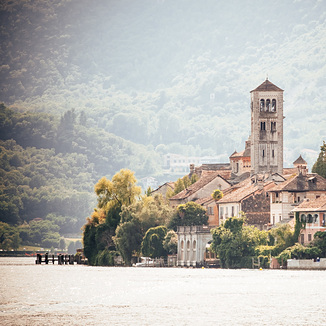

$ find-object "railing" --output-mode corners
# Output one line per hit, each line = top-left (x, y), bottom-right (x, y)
(177, 225), (215, 233)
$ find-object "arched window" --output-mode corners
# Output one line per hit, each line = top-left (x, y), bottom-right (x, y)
(314, 214), (319, 223)
(266, 99), (271, 111)
(260, 99), (265, 111)
(193, 240), (196, 250)
(272, 99), (276, 111)
(187, 240), (190, 250)
(301, 214), (306, 222)
(181, 240), (184, 250)
(307, 214), (313, 223)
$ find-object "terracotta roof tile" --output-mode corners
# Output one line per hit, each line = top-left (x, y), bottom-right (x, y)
(170, 171), (230, 200)
(293, 195), (326, 212)
(293, 155), (307, 165)
(268, 173), (326, 192)
(251, 79), (283, 92)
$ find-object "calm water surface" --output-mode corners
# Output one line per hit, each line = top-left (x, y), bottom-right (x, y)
(0, 257), (325, 325)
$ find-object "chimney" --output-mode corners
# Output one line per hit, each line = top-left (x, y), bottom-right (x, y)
(189, 164), (195, 175)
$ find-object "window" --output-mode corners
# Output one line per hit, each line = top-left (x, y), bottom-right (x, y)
(272, 99), (276, 111)
(260, 121), (266, 130)
(220, 207), (224, 219)
(323, 214), (326, 227)
(266, 99), (270, 111)
(207, 207), (213, 215)
(314, 214), (318, 223)
(193, 240), (196, 250)
(301, 214), (306, 222)
(272, 149), (275, 158)
(260, 99), (265, 111)
(231, 206), (234, 217)
(262, 149), (265, 158)
(308, 234), (312, 242)
(300, 234), (304, 244)
(307, 214), (313, 223)
(225, 207), (228, 218)
(271, 121), (276, 132)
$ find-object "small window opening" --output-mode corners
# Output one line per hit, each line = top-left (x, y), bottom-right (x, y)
(272, 99), (276, 111)
(266, 99), (271, 111)
(260, 122), (266, 130)
(272, 149), (275, 158)
(260, 99), (265, 111)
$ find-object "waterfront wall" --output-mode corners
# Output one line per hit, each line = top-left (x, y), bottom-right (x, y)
(287, 258), (326, 270)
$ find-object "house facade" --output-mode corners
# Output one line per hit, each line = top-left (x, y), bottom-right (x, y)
(268, 170), (326, 226)
(292, 196), (326, 245)
(169, 170), (231, 208)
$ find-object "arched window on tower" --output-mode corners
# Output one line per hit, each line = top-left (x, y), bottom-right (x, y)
(266, 99), (270, 111)
(272, 99), (276, 112)
(260, 99), (265, 111)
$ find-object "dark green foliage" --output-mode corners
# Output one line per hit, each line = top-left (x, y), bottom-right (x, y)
(312, 141), (326, 178)
(313, 231), (326, 256)
(114, 218), (143, 266)
(0, 221), (21, 250)
(168, 202), (208, 230)
(211, 216), (268, 268)
(95, 249), (117, 266)
(163, 230), (178, 255)
(277, 243), (322, 264)
(141, 226), (167, 258)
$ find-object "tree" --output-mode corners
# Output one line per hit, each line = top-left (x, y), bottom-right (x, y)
(211, 189), (223, 201)
(83, 169), (141, 265)
(211, 216), (268, 268)
(163, 230), (178, 255)
(172, 178), (185, 196)
(141, 226), (167, 258)
(312, 141), (326, 178)
(0, 222), (21, 250)
(168, 201), (208, 230)
(114, 218), (143, 266)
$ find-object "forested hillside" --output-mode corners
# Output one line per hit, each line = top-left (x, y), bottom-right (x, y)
(0, 0), (325, 237)
(0, 104), (158, 233)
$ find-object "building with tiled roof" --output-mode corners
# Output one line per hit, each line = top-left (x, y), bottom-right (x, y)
(169, 170), (231, 208)
(250, 78), (284, 175)
(251, 79), (284, 92)
(151, 182), (175, 198)
(194, 196), (219, 226)
(292, 195), (326, 244)
(267, 172), (326, 226)
(229, 139), (251, 177)
(217, 177), (275, 229)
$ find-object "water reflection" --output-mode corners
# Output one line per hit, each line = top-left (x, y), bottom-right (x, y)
(0, 257), (325, 325)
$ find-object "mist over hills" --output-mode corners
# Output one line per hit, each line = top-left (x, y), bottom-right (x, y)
(1, 0), (326, 175)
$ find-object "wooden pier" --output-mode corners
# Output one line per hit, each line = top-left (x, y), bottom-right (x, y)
(35, 253), (87, 265)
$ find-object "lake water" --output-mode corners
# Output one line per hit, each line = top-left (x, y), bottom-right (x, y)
(0, 257), (325, 325)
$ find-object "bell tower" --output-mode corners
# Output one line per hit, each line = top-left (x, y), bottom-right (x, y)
(250, 79), (284, 175)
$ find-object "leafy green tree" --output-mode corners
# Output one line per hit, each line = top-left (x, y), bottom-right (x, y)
(0, 222), (21, 250)
(211, 189), (223, 201)
(313, 231), (326, 256)
(172, 178), (185, 196)
(312, 141), (326, 178)
(190, 173), (199, 185)
(163, 230), (178, 255)
(141, 226), (167, 258)
(83, 169), (141, 265)
(114, 218), (143, 266)
(211, 216), (268, 268)
(168, 201), (208, 230)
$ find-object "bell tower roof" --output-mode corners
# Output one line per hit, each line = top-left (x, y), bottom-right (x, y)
(251, 79), (283, 92)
